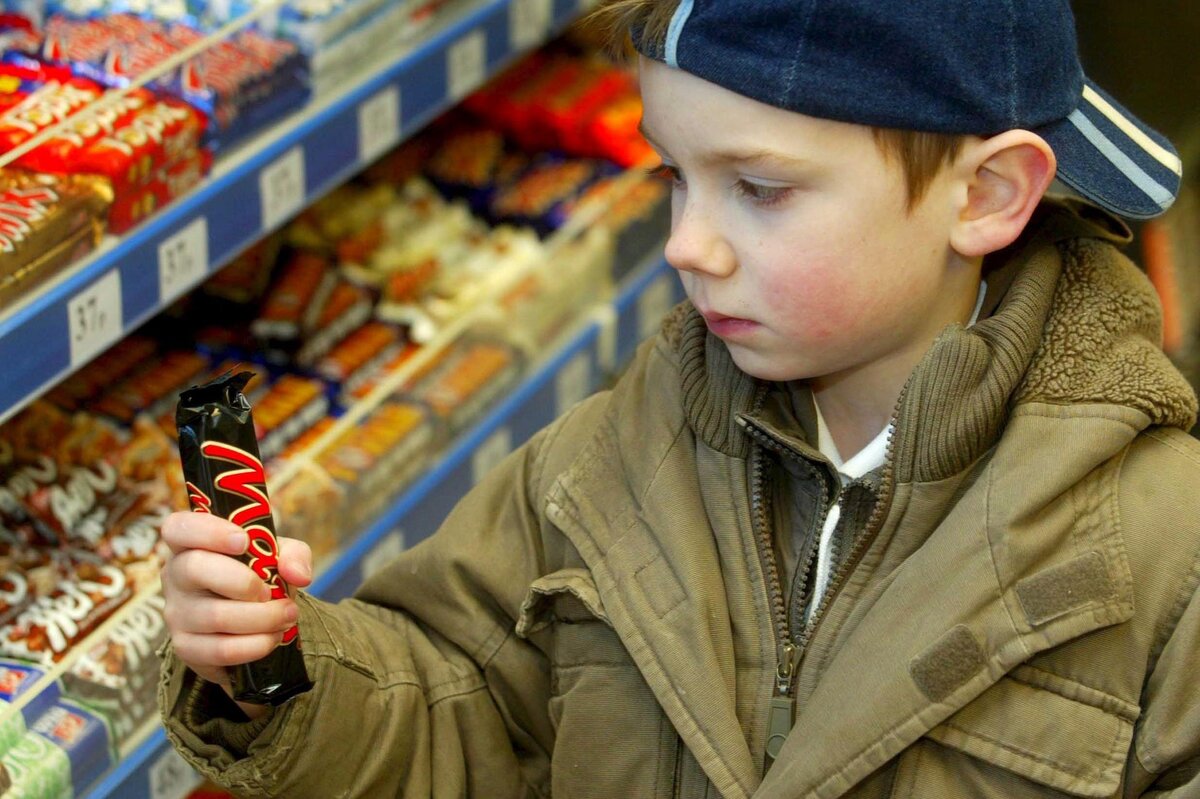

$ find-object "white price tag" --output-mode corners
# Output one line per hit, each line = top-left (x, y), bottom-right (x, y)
(510, 0), (552, 50)
(149, 746), (201, 799)
(259, 147), (306, 231)
(472, 426), (512, 485)
(358, 86), (401, 164)
(363, 529), (406, 580)
(447, 29), (487, 101)
(157, 217), (209, 304)
(555, 352), (591, 416)
(637, 273), (675, 341)
(67, 269), (122, 369)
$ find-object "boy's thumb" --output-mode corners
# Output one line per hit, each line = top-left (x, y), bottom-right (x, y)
(278, 537), (314, 587)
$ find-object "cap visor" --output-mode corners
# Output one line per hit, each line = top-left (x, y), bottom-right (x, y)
(1037, 79), (1182, 220)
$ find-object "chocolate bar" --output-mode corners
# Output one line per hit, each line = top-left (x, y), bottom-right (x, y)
(176, 372), (312, 706)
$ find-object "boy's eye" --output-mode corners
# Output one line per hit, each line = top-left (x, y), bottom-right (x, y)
(734, 179), (792, 207)
(646, 162), (684, 188)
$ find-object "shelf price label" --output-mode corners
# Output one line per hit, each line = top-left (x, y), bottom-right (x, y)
(447, 29), (487, 102)
(149, 746), (201, 799)
(260, 146), (306, 232)
(158, 217), (209, 304)
(510, 0), (552, 50)
(556, 352), (592, 416)
(637, 273), (675, 341)
(472, 426), (512, 485)
(358, 86), (402, 165)
(67, 269), (122, 369)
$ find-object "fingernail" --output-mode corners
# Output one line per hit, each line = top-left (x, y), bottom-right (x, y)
(301, 561), (313, 582)
(228, 532), (247, 553)
(284, 602), (299, 623)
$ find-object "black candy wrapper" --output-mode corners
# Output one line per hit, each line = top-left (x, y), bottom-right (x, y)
(176, 371), (313, 706)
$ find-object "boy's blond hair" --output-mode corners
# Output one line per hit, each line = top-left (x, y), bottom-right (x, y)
(591, 0), (966, 210)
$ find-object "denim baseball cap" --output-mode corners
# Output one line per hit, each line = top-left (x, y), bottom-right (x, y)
(634, 0), (1182, 219)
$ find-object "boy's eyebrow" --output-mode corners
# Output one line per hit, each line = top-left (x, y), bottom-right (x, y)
(638, 121), (813, 171)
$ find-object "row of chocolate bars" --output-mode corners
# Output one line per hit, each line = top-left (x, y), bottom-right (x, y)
(0, 50), (668, 798)
(0, 0), (457, 308)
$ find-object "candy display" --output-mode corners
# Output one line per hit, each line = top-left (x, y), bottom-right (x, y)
(465, 51), (654, 167)
(0, 30), (669, 796)
(176, 371), (313, 706)
(13, 14), (310, 150)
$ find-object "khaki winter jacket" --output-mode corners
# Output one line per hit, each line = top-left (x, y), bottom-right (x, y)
(160, 199), (1200, 799)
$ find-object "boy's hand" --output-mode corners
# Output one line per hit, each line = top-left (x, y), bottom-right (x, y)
(160, 511), (313, 718)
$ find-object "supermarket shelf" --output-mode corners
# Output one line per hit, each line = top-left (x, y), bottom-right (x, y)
(77, 254), (680, 798)
(0, 0), (586, 426)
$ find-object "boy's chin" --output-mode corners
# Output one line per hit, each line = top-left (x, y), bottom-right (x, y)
(724, 344), (814, 383)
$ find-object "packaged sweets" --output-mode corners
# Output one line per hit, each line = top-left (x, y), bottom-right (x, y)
(293, 279), (373, 368)
(314, 320), (405, 393)
(0, 169), (110, 304)
(44, 336), (157, 412)
(250, 374), (329, 462)
(92, 350), (211, 425)
(176, 371), (312, 706)
(62, 592), (166, 746)
(488, 157), (612, 237)
(0, 723), (71, 798)
(316, 401), (433, 526)
(252, 251), (335, 347)
(406, 340), (519, 432)
(0, 549), (133, 665)
(0, 658), (60, 754)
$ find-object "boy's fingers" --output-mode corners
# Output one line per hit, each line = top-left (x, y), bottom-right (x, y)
(163, 512), (247, 556)
(165, 549), (271, 601)
(168, 596), (298, 636)
(277, 538), (314, 588)
(170, 630), (285, 670)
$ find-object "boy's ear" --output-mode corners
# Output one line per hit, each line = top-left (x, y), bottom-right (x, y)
(949, 130), (1057, 258)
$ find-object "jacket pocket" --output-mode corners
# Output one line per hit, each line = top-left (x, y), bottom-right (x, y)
(893, 671), (1137, 798)
(517, 569), (675, 798)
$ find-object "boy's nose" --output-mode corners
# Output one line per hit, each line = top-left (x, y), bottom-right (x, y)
(664, 200), (736, 278)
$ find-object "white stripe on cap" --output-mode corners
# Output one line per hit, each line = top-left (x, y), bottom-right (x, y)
(1068, 109), (1174, 210)
(1083, 85), (1182, 176)
(664, 0), (694, 68)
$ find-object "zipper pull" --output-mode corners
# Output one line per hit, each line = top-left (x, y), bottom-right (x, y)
(764, 643), (800, 772)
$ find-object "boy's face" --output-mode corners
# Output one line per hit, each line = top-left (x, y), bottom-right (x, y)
(639, 58), (977, 384)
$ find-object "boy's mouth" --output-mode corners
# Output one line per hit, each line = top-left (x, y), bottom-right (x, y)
(699, 310), (759, 338)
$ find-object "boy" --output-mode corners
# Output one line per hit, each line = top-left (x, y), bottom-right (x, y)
(158, 1), (1200, 796)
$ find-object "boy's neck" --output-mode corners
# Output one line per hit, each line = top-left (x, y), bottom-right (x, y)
(811, 275), (985, 461)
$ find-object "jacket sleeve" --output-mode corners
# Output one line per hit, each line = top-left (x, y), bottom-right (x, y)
(159, 397), (605, 798)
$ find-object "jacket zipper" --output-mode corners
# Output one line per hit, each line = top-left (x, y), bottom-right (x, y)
(739, 380), (910, 775)
(741, 419), (830, 773)
(793, 380), (909, 667)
